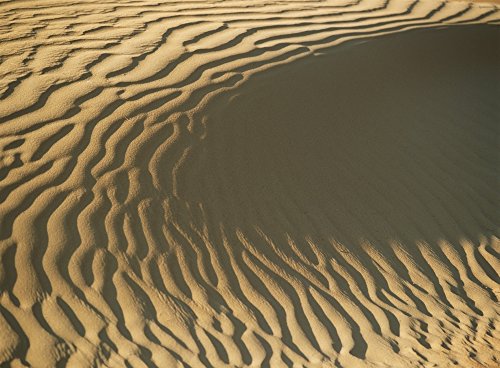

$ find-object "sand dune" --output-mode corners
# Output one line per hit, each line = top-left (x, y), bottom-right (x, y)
(0, 0), (499, 367)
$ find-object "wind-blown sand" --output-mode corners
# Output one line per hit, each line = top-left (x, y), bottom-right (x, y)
(0, 1), (499, 367)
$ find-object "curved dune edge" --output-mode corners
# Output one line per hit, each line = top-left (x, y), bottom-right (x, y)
(0, 1), (499, 367)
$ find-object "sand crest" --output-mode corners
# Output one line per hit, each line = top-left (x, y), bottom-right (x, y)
(0, 0), (499, 367)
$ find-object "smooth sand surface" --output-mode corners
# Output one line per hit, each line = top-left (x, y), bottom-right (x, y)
(0, 1), (499, 367)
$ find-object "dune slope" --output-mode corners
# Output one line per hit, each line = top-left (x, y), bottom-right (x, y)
(0, 1), (499, 367)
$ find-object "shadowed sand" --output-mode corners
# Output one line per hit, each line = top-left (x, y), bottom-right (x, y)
(0, 0), (499, 367)
(176, 25), (500, 367)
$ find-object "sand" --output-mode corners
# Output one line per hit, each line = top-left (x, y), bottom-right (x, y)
(0, 0), (499, 367)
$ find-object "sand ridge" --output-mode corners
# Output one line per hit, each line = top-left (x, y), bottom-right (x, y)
(0, 0), (499, 367)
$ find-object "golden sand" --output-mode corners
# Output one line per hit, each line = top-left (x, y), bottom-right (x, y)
(0, 0), (499, 367)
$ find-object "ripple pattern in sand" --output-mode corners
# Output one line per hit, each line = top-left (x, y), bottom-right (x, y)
(0, 0), (499, 367)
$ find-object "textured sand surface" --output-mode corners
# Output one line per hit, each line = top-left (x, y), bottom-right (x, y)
(0, 1), (499, 367)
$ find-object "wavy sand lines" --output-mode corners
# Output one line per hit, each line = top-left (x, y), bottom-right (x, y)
(0, 0), (499, 367)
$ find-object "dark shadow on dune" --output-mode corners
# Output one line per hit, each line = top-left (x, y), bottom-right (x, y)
(179, 25), (499, 253)
(172, 28), (500, 363)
